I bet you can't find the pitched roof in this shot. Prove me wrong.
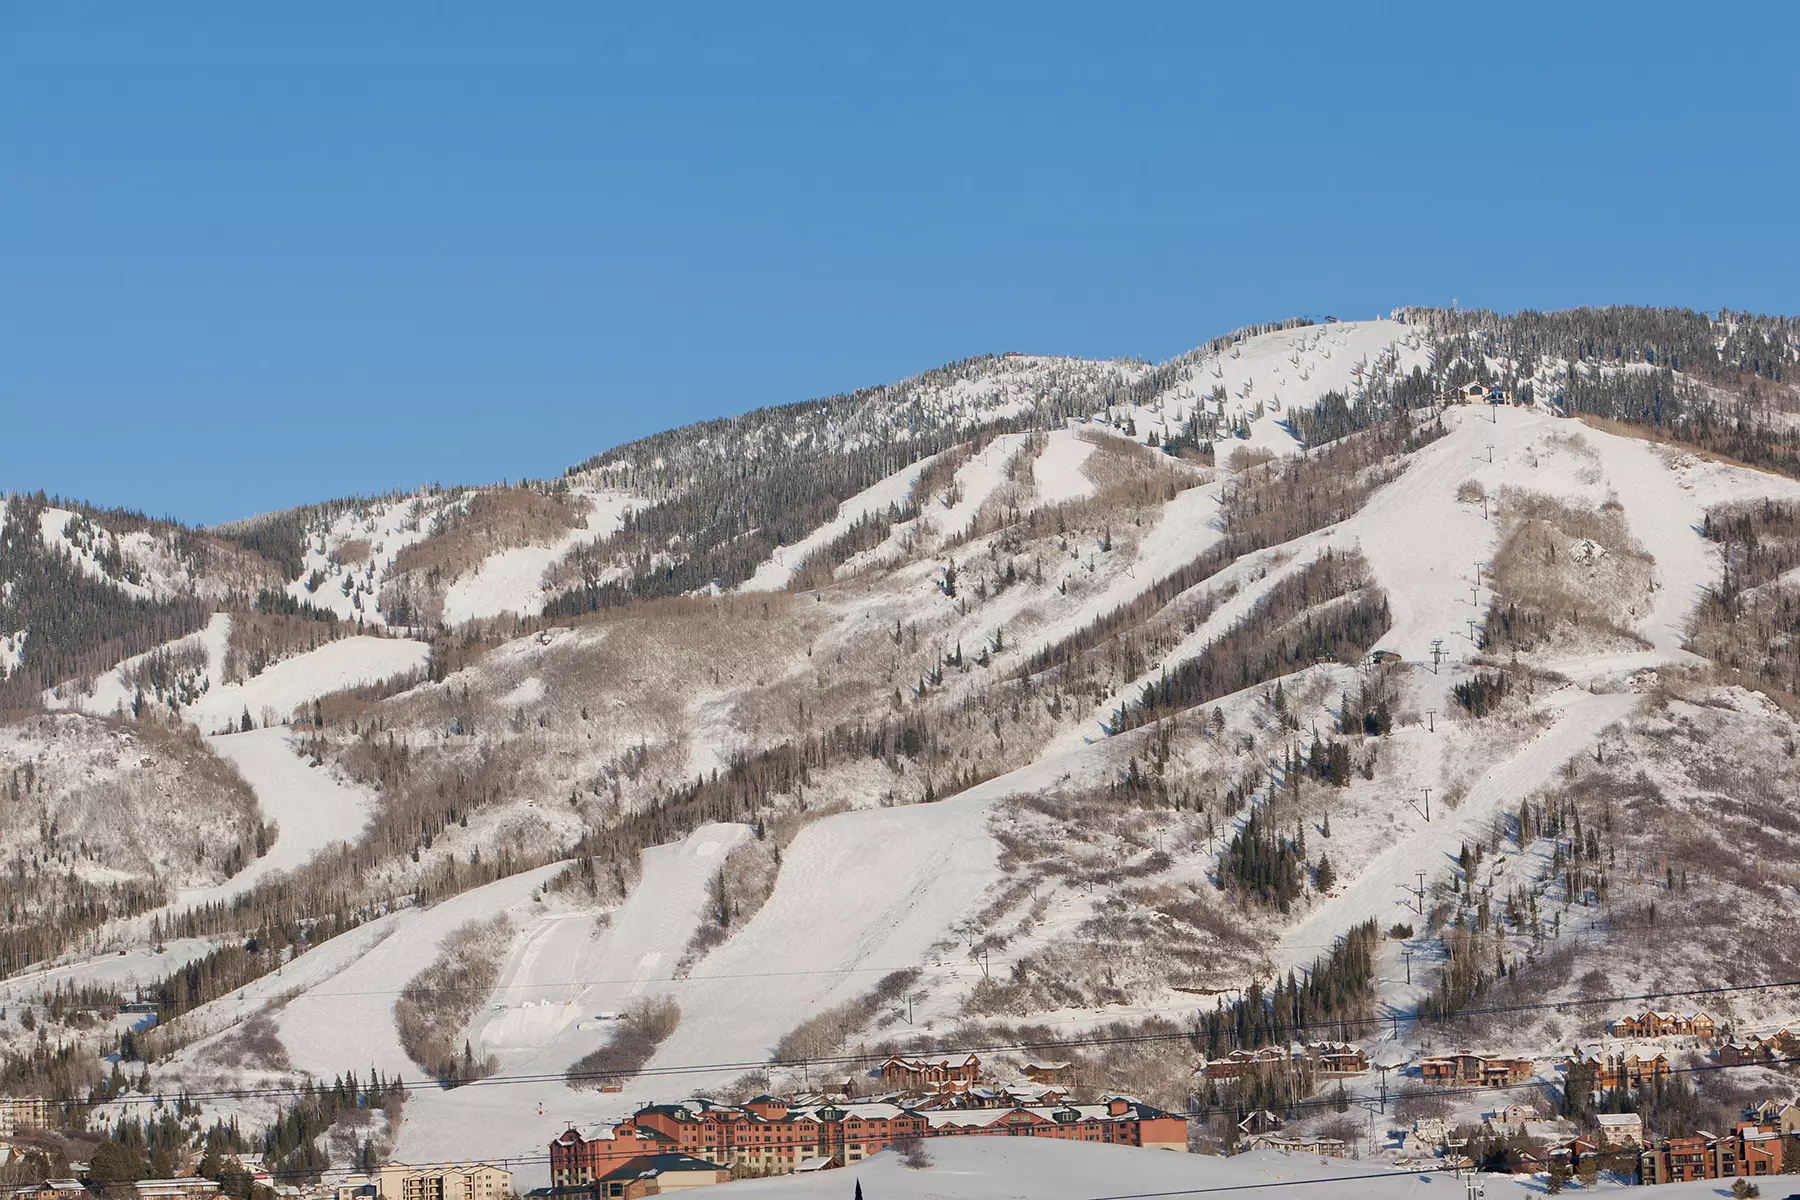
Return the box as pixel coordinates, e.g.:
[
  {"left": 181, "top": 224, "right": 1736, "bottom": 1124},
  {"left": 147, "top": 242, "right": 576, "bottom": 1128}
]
[{"left": 596, "top": 1154, "right": 727, "bottom": 1182}]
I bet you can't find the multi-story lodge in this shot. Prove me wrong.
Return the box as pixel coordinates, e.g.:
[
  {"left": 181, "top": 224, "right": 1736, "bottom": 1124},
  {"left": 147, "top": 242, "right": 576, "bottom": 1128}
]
[
  {"left": 1417, "top": 1052, "right": 1535, "bottom": 1088},
  {"left": 1198, "top": 1042, "right": 1369, "bottom": 1080},
  {"left": 373, "top": 1162, "right": 514, "bottom": 1200},
  {"left": 550, "top": 1095, "right": 1186, "bottom": 1182},
  {"left": 531, "top": 1154, "right": 730, "bottom": 1199},
  {"left": 1715, "top": 1029, "right": 1799, "bottom": 1067},
  {"left": 1640, "top": 1122, "right": 1783, "bottom": 1184},
  {"left": 1564, "top": 1050, "right": 1672, "bottom": 1092},
  {"left": 0, "top": 1096, "right": 50, "bottom": 1137},
  {"left": 877, "top": 1054, "right": 983, "bottom": 1093},
  {"left": 1609, "top": 1011, "right": 1717, "bottom": 1041}
]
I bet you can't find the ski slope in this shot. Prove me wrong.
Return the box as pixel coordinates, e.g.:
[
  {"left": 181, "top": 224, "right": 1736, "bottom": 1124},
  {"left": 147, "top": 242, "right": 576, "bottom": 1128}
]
[
  {"left": 475, "top": 823, "right": 753, "bottom": 1072},
  {"left": 1277, "top": 688, "right": 1639, "bottom": 971},
  {"left": 1031, "top": 427, "right": 1099, "bottom": 505},
  {"left": 0, "top": 937, "right": 222, "bottom": 1005},
  {"left": 1566, "top": 423, "right": 1715, "bottom": 666},
  {"left": 394, "top": 824, "right": 753, "bottom": 1164},
  {"left": 441, "top": 491, "right": 635, "bottom": 623},
  {"left": 740, "top": 457, "right": 939, "bottom": 593},
  {"left": 276, "top": 863, "right": 568, "bottom": 1080},
  {"left": 185, "top": 635, "right": 430, "bottom": 732},
  {"left": 642, "top": 791, "right": 1000, "bottom": 1092},
  {"left": 934, "top": 433, "right": 1033, "bottom": 541},
  {"left": 61, "top": 616, "right": 429, "bottom": 733},
  {"left": 192, "top": 729, "right": 378, "bottom": 901}
]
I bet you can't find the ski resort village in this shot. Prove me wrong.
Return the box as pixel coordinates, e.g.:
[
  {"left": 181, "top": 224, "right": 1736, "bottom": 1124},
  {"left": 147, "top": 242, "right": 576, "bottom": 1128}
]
[{"left": 11, "top": 307, "right": 1800, "bottom": 1200}]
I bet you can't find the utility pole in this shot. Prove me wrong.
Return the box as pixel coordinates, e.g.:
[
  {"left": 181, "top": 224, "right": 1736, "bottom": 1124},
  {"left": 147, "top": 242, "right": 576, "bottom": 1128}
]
[
  {"left": 1410, "top": 788, "right": 1431, "bottom": 823},
  {"left": 1403, "top": 948, "right": 1413, "bottom": 984},
  {"left": 1431, "top": 639, "right": 1444, "bottom": 675},
  {"left": 1426, "top": 708, "right": 1436, "bottom": 733},
  {"left": 1467, "top": 617, "right": 1479, "bottom": 645},
  {"left": 1415, "top": 870, "right": 1428, "bottom": 914}
]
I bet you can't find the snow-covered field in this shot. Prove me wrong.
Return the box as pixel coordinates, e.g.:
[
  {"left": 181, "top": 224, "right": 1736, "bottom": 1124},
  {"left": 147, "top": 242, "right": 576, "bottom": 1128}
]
[
  {"left": 185, "top": 635, "right": 430, "bottom": 731},
  {"left": 721, "top": 1137, "right": 1682, "bottom": 1199},
  {"left": 0, "top": 937, "right": 223, "bottom": 1005}
]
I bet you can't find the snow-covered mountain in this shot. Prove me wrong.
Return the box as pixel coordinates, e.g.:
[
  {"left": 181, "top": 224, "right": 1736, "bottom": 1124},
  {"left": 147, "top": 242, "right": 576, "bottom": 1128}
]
[{"left": 6, "top": 305, "right": 1800, "bottom": 1192}]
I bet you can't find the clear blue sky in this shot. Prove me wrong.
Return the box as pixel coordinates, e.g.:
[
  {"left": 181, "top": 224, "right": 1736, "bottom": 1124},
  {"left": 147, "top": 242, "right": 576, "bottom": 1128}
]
[{"left": 4, "top": 3, "right": 1797, "bottom": 525}]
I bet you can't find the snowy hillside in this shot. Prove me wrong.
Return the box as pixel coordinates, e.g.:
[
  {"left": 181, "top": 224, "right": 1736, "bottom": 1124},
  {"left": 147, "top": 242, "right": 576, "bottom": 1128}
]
[{"left": 11, "top": 305, "right": 1800, "bottom": 1197}]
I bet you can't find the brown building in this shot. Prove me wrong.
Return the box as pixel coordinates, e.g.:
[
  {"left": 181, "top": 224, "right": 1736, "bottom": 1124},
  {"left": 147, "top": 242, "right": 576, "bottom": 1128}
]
[
  {"left": 1200, "top": 1043, "right": 1368, "bottom": 1080},
  {"left": 549, "top": 1095, "right": 1186, "bottom": 1182},
  {"left": 1418, "top": 1052, "right": 1535, "bottom": 1088},
  {"left": 878, "top": 1054, "right": 982, "bottom": 1093},
  {"left": 131, "top": 1183, "right": 221, "bottom": 1200},
  {"left": 1640, "top": 1122, "right": 1783, "bottom": 1184},
  {"left": 1199, "top": 1048, "right": 1286, "bottom": 1080},
  {"left": 8, "top": 1183, "right": 88, "bottom": 1200},
  {"left": 1303, "top": 1042, "right": 1370, "bottom": 1076},
  {"left": 589, "top": 1155, "right": 727, "bottom": 1198},
  {"left": 551, "top": 1128, "right": 677, "bottom": 1186},
  {"left": 1020, "top": 1061, "right": 1074, "bottom": 1087},
  {"left": 1566, "top": 1051, "right": 1671, "bottom": 1093},
  {"left": 0, "top": 1096, "right": 50, "bottom": 1138},
  {"left": 374, "top": 1162, "right": 513, "bottom": 1200},
  {"left": 1610, "top": 1011, "right": 1717, "bottom": 1041}
]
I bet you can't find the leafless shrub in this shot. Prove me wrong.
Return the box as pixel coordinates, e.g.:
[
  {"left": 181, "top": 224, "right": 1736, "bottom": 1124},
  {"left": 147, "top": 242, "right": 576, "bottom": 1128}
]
[
  {"left": 395, "top": 488, "right": 587, "bottom": 582},
  {"left": 773, "top": 970, "right": 921, "bottom": 1068},
  {"left": 892, "top": 1138, "right": 932, "bottom": 1169},
  {"left": 1228, "top": 445, "right": 1276, "bottom": 472},
  {"left": 334, "top": 539, "right": 372, "bottom": 566},
  {"left": 566, "top": 995, "right": 681, "bottom": 1090},
  {"left": 1486, "top": 490, "right": 1655, "bottom": 653},
  {"left": 394, "top": 914, "right": 512, "bottom": 1083},
  {"left": 710, "top": 1070, "right": 773, "bottom": 1104},
  {"left": 1395, "top": 1081, "right": 1451, "bottom": 1122},
  {"left": 199, "top": 1014, "right": 291, "bottom": 1072},
  {"left": 1455, "top": 479, "right": 1485, "bottom": 503}
]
